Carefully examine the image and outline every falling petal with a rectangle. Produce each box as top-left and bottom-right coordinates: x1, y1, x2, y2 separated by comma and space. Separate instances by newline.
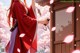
79, 4, 80, 7
51, 27, 56, 31
50, 0, 54, 4
74, 44, 77, 46
72, 50, 80, 53
17, 48, 20, 53
76, 18, 79, 21
66, 6, 75, 13
51, 11, 53, 13
63, 35, 74, 43
19, 33, 25, 37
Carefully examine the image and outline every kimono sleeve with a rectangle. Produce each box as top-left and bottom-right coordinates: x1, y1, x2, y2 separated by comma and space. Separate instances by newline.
13, 3, 37, 27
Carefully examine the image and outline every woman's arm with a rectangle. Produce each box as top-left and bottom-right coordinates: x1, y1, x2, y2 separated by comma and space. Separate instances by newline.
13, 2, 49, 27
37, 18, 49, 25
13, 2, 36, 27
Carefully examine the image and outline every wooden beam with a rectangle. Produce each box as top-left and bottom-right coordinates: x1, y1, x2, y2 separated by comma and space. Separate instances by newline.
50, 3, 55, 53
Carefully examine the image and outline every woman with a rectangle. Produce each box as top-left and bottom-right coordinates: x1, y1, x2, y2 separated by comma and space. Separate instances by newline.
6, 0, 49, 53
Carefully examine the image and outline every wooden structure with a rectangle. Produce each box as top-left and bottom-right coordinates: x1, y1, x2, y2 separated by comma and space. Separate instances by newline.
50, 0, 80, 53
34, 0, 80, 53
35, 0, 50, 6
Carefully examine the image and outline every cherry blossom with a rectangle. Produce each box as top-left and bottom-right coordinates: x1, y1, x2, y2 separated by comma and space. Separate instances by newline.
0, 2, 10, 52
72, 50, 80, 53
44, 48, 50, 53
35, 2, 50, 53
0, 1, 51, 53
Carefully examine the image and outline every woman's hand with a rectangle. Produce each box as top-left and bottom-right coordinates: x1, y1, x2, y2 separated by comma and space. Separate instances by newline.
37, 18, 50, 25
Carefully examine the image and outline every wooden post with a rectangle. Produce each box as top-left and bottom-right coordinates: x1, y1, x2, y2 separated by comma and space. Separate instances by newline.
73, 0, 77, 50
50, 3, 55, 53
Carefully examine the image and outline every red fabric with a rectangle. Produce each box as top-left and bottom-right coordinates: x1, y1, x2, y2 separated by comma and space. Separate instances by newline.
31, 35, 37, 51
30, 47, 36, 53
30, 35, 37, 53
5, 42, 10, 53
28, 5, 37, 53
6, 1, 37, 53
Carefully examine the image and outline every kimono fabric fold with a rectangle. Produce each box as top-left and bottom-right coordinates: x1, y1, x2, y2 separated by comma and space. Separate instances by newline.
6, 1, 37, 53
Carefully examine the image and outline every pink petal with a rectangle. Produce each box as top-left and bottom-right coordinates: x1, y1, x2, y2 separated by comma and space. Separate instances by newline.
19, 33, 25, 37
50, 0, 54, 4
66, 6, 75, 13
76, 18, 79, 21
17, 48, 20, 53
63, 35, 74, 43
79, 4, 80, 7
51, 27, 56, 31
72, 50, 80, 53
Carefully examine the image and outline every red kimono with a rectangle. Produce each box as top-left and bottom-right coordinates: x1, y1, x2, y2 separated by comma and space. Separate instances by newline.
6, 1, 37, 53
